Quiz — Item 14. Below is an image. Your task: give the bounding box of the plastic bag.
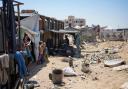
[63,67,77,76]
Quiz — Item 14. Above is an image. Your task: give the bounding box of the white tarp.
[20,14,39,32]
[20,26,38,42]
[63,67,77,76]
[20,14,40,61]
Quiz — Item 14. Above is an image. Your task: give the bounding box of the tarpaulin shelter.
[51,27,81,58]
[20,14,40,61]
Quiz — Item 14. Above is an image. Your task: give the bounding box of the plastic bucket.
[52,69,63,84]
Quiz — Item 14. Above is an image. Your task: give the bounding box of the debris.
[81,76,86,80]
[62,57,70,62]
[90,61,97,64]
[92,77,99,81]
[81,58,90,73]
[113,65,128,71]
[52,85,61,89]
[109,48,119,54]
[97,59,101,63]
[120,82,128,89]
[52,62,55,65]
[49,73,52,80]
[74,64,78,67]
[24,80,40,89]
[81,63,90,73]
[63,67,77,76]
[24,84,34,89]
[104,59,125,67]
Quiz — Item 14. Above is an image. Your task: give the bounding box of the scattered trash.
[74,64,78,67]
[24,80,40,89]
[109,48,119,54]
[24,83,34,89]
[113,65,128,71]
[104,59,125,67]
[63,67,77,76]
[81,57,90,73]
[90,61,97,64]
[20,40,128,89]
[92,77,99,81]
[52,85,61,89]
[62,57,70,62]
[52,62,55,65]
[81,76,86,80]
[81,63,90,73]
[120,82,128,89]
[102,47,119,54]
[97,59,101,63]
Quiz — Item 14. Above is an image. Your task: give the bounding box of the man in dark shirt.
[65,35,69,46]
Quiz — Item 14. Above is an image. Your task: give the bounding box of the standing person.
[38,41,45,64]
[65,35,69,46]
[23,33,34,73]
[23,33,31,47]
[23,33,34,62]
[30,41,36,62]
[15,46,27,79]
[43,42,49,63]
[63,35,70,56]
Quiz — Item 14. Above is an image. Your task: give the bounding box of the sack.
[63,67,77,76]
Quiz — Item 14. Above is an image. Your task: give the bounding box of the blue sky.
[18,0,128,28]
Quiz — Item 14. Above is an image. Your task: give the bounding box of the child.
[37,41,45,64]
[43,42,49,63]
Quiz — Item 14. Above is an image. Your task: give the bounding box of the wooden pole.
[17,4,21,47]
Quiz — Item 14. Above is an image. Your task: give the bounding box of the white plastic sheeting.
[20,14,39,32]
[20,14,40,61]
[63,67,77,76]
[104,59,125,67]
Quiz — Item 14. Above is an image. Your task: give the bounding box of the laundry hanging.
[0,54,9,85]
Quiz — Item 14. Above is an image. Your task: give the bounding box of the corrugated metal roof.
[51,29,79,33]
[15,13,37,17]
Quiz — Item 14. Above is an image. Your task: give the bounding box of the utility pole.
[13,1,24,48]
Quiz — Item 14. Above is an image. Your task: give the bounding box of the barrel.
[52,69,63,84]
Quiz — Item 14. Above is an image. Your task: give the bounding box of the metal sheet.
[51,29,79,33]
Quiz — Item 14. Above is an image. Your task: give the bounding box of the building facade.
[64,16,86,28]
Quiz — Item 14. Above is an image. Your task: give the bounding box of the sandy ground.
[29,41,128,89]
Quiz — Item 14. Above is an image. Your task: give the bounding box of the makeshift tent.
[20,14,40,61]
[51,28,81,58]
